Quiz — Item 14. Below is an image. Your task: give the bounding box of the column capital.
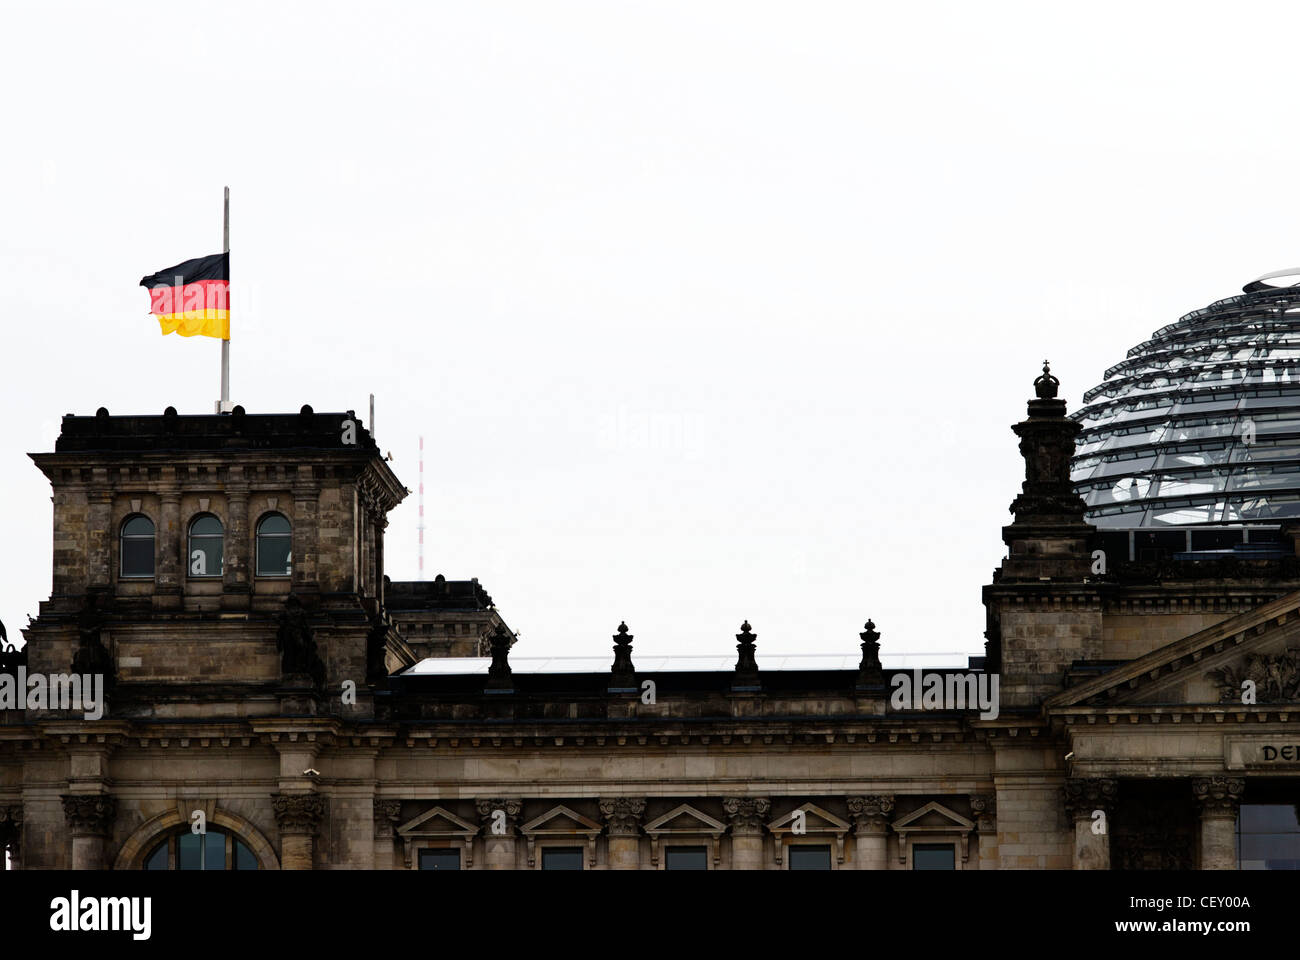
[272,793,326,836]
[373,798,401,839]
[599,797,646,837]
[1192,777,1245,818]
[847,795,894,834]
[61,794,116,837]
[970,794,997,830]
[1063,777,1118,821]
[723,797,770,836]
[475,798,522,834]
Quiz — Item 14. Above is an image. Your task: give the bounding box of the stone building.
[2,303,1299,869]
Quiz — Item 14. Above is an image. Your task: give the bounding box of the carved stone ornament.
[733,621,759,686]
[857,620,883,684]
[272,794,326,836]
[1206,648,1300,703]
[61,795,116,836]
[847,795,894,832]
[72,593,115,694]
[275,596,326,689]
[610,622,635,685]
[486,627,514,690]
[599,797,647,836]
[1063,778,1118,820]
[723,797,771,836]
[373,799,401,838]
[1191,777,1245,818]
[475,798,522,830]
[969,795,997,828]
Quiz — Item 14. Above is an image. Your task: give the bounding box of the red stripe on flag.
[147,278,229,317]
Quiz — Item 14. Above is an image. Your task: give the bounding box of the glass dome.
[1071,272,1300,527]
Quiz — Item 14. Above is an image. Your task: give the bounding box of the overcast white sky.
[1,1,1296,663]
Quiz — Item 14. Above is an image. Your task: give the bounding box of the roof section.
[403,652,982,675]
[49,405,378,454]
[386,576,495,611]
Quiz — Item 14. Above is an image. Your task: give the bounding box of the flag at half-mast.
[140,252,229,339]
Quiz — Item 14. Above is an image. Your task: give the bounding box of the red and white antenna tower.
[418,435,425,580]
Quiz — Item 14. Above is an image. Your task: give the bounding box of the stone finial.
[733,621,759,688]
[857,619,882,686]
[1033,359,1059,399]
[486,625,514,691]
[610,621,635,688]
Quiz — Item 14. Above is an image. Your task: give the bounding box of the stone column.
[155,491,182,610]
[847,795,893,870]
[292,476,320,595]
[476,798,522,870]
[971,795,998,870]
[86,489,113,590]
[600,798,646,870]
[372,799,400,870]
[723,797,770,870]
[222,484,251,611]
[0,804,23,870]
[1064,778,1117,870]
[1192,777,1244,870]
[62,795,116,870]
[273,793,326,870]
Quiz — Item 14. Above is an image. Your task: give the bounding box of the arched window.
[256,513,292,577]
[187,514,224,578]
[143,828,258,870]
[120,515,155,578]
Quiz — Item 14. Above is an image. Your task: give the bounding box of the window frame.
[254,512,292,579]
[142,828,259,870]
[186,512,225,579]
[119,513,156,580]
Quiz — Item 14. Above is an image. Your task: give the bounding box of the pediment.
[519,804,602,836]
[766,802,851,835]
[396,805,478,838]
[1045,590,1300,710]
[644,803,726,837]
[891,801,974,833]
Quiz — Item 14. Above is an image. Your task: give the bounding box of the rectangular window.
[1238,804,1300,870]
[541,847,583,871]
[788,845,832,871]
[418,848,461,871]
[912,843,956,870]
[664,846,708,871]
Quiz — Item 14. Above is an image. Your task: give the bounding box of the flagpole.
[219,185,231,412]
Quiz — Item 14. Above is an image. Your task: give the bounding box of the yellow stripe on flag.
[157,310,230,339]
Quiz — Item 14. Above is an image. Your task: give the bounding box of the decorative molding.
[475,798,522,834]
[598,797,646,837]
[891,800,975,865]
[61,794,116,837]
[722,797,770,837]
[969,795,997,831]
[272,793,325,836]
[1063,778,1118,821]
[642,804,727,867]
[1191,776,1246,818]
[767,802,851,865]
[847,795,894,834]
[373,799,401,839]
[1206,647,1300,703]
[519,804,602,868]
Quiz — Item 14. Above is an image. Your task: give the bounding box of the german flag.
[140,252,229,339]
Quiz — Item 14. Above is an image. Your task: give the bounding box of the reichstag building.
[3,273,1300,870]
